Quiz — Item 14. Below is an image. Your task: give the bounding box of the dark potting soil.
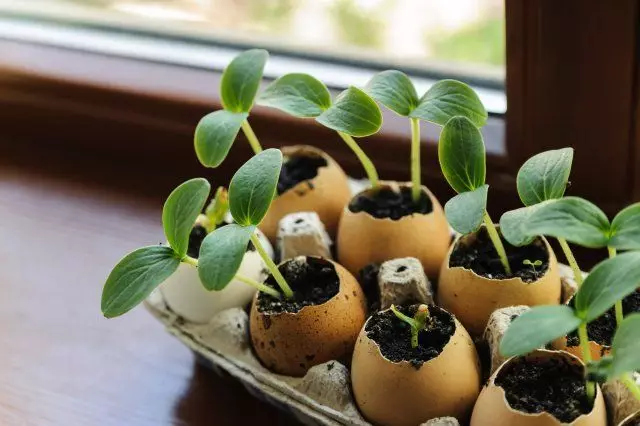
[277,154,327,195]
[566,290,640,348]
[365,304,455,369]
[348,186,433,220]
[257,257,339,314]
[186,224,255,259]
[495,355,591,423]
[358,263,381,312]
[449,227,549,282]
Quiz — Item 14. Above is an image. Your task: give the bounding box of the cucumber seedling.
[390,304,432,348]
[365,71,487,202]
[500,252,640,402]
[194,49,268,168]
[522,259,543,274]
[100,149,292,319]
[202,186,229,233]
[257,74,382,187]
[438,116,511,274]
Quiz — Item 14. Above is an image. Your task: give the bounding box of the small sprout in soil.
[194,49,268,168]
[438,116,511,274]
[365,71,487,203]
[500,252,640,402]
[522,259,542,274]
[390,304,432,348]
[257,73,382,187]
[203,186,229,233]
[586,314,640,401]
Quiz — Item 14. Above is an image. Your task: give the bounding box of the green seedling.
[586,314,640,401]
[100,149,291,319]
[438,116,511,274]
[203,186,229,233]
[194,49,268,168]
[365,71,487,202]
[256,73,382,187]
[522,259,542,273]
[500,252,640,402]
[390,304,432,348]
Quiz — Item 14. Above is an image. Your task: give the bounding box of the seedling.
[194,49,268,168]
[390,304,432,348]
[522,259,542,273]
[500,252,640,402]
[256,74,382,187]
[438,116,512,274]
[586,314,640,401]
[100,149,291,319]
[203,186,229,233]
[365,71,487,202]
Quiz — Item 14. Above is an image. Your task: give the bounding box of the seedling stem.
[338,132,379,188]
[183,255,198,267]
[621,373,640,401]
[482,212,512,275]
[241,120,263,154]
[607,246,624,327]
[250,233,294,299]
[391,304,431,349]
[578,323,596,401]
[557,238,584,286]
[410,117,421,202]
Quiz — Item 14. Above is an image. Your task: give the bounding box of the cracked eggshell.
[260,145,351,241]
[437,231,561,336]
[249,258,367,377]
[161,229,273,324]
[337,182,450,280]
[351,306,482,426]
[470,350,607,426]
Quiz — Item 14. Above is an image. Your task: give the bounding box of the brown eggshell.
[553,338,610,362]
[470,350,608,426]
[337,182,451,280]
[351,306,482,425]
[260,145,351,241]
[437,231,561,336]
[249,257,367,376]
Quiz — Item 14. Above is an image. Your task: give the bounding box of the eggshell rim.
[277,144,339,197]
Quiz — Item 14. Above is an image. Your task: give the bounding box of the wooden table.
[0,167,297,426]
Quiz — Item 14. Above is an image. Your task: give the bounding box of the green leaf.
[609,314,640,378]
[499,305,582,357]
[575,252,640,322]
[500,203,549,247]
[205,186,229,228]
[524,197,610,248]
[610,203,640,251]
[444,185,488,234]
[194,110,248,168]
[410,79,487,127]
[316,86,382,137]
[198,224,255,291]
[162,178,211,257]
[101,246,180,318]
[257,73,331,118]
[517,148,574,206]
[229,148,283,226]
[365,70,418,116]
[438,116,486,193]
[220,49,268,113]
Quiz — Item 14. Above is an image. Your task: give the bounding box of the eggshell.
[470,350,607,426]
[552,339,610,362]
[337,182,451,280]
[249,257,367,376]
[260,145,351,241]
[620,411,640,426]
[161,229,273,324]
[437,231,561,336]
[351,306,482,425]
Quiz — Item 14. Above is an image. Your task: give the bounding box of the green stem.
[182,255,199,267]
[337,132,379,188]
[557,238,583,286]
[578,323,596,401]
[621,373,640,401]
[250,233,293,299]
[241,119,263,154]
[482,211,512,275]
[235,273,281,299]
[607,246,624,326]
[410,117,421,202]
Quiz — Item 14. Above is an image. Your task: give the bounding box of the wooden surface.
[0,166,297,426]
